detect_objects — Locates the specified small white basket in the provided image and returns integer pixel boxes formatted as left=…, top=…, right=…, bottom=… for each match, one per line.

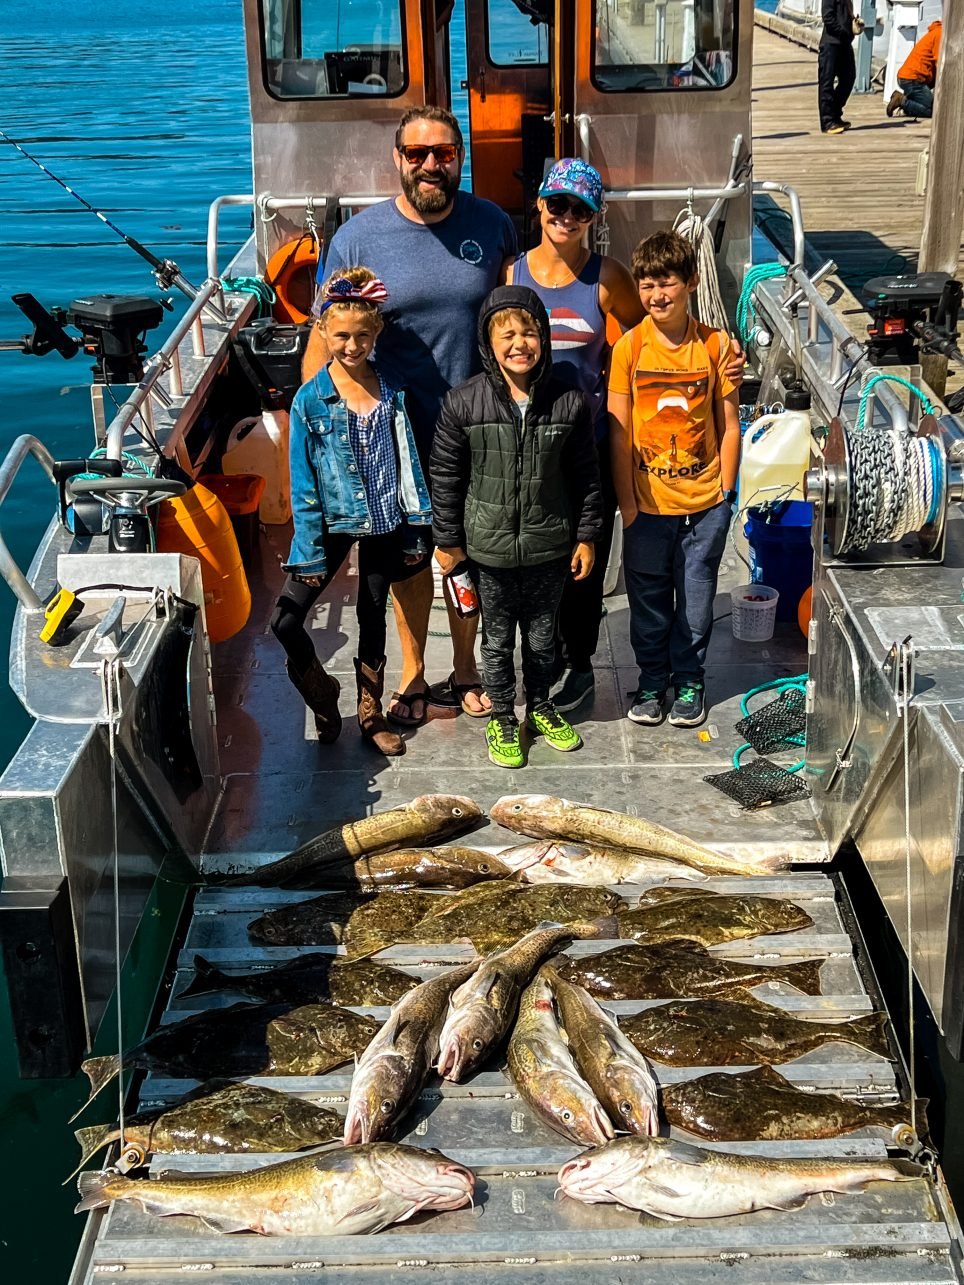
left=731, top=584, right=780, bottom=642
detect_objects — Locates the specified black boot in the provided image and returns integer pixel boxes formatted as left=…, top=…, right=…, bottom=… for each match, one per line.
left=355, top=658, right=405, bottom=757
left=286, top=657, right=341, bottom=744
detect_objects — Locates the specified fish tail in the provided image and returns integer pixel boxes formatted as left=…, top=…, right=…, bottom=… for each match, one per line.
left=775, top=959, right=824, bottom=995
left=876, top=1098, right=930, bottom=1138
left=179, top=955, right=230, bottom=999
left=66, top=1125, right=120, bottom=1182
left=69, top=1055, right=122, bottom=1123
left=75, top=1170, right=129, bottom=1213
left=846, top=1011, right=891, bottom=1058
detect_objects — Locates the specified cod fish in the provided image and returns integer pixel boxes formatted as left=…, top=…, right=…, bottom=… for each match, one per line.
left=507, top=970, right=614, bottom=1146
left=325, top=847, right=511, bottom=891
left=412, top=883, right=624, bottom=953
left=233, top=795, right=483, bottom=888
left=181, top=953, right=420, bottom=1007
left=76, top=1142, right=475, bottom=1235
left=547, top=968, right=659, bottom=1137
left=557, top=1135, right=919, bottom=1221
left=344, top=962, right=479, bottom=1145
left=620, top=990, right=891, bottom=1066
left=490, top=794, right=782, bottom=877
left=73, top=1003, right=380, bottom=1118
left=662, top=1065, right=928, bottom=1142
left=558, top=939, right=823, bottom=1000
left=72, top=1081, right=343, bottom=1173
left=500, top=841, right=708, bottom=886
left=437, top=921, right=612, bottom=1082
left=617, top=887, right=812, bottom=947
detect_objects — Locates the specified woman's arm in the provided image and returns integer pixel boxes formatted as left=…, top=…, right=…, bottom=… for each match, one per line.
left=599, top=257, right=644, bottom=331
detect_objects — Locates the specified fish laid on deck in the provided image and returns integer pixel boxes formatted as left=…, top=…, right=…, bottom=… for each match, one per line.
left=507, top=970, right=614, bottom=1146
left=558, top=939, right=823, bottom=1000
left=181, top=954, right=420, bottom=1007
left=620, top=990, right=890, bottom=1066
left=73, top=1003, right=379, bottom=1117
left=499, top=841, right=709, bottom=886
left=232, top=795, right=483, bottom=888
left=616, top=887, right=812, bottom=947
left=344, top=961, right=479, bottom=1145
left=411, top=883, right=624, bottom=952
left=547, top=967, right=659, bottom=1137
left=75, top=1142, right=475, bottom=1235
left=247, top=893, right=363, bottom=948
left=661, top=1066, right=927, bottom=1142
left=341, top=891, right=446, bottom=958
left=326, top=847, right=511, bottom=890
left=436, top=921, right=607, bottom=1082
left=557, top=1136, right=920, bottom=1220
left=72, top=1081, right=343, bottom=1174
left=490, top=795, right=784, bottom=877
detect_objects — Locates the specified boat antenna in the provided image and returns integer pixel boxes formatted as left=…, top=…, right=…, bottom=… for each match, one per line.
left=0, top=129, right=199, bottom=301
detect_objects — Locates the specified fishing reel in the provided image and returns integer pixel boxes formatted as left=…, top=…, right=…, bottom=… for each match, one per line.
left=1, top=291, right=167, bottom=383
left=862, top=272, right=963, bottom=369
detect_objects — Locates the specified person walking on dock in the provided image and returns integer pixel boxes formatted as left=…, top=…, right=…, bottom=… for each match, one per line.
left=818, top=0, right=863, bottom=135
left=886, top=19, right=941, bottom=119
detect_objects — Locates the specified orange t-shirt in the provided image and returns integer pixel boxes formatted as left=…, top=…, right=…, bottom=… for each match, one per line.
left=609, top=315, right=735, bottom=516
left=898, top=21, right=941, bottom=85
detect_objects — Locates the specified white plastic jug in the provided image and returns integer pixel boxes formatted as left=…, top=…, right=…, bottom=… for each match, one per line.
left=737, top=400, right=812, bottom=512
left=222, top=409, right=291, bottom=524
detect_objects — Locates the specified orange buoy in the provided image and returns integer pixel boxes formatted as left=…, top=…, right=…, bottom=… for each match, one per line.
left=265, top=235, right=320, bottom=324
left=155, top=481, right=251, bottom=643
left=797, top=585, right=813, bottom=637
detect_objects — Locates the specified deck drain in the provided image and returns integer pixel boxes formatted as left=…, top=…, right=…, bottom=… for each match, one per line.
left=511, top=1188, right=526, bottom=1214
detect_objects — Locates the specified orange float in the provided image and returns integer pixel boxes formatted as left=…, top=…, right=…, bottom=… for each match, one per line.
left=797, top=585, right=813, bottom=637
left=265, top=234, right=320, bottom=324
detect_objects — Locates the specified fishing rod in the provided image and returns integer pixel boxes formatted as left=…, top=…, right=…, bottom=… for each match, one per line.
left=0, top=129, right=199, bottom=300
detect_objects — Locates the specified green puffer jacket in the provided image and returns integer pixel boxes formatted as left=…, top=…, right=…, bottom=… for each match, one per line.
left=430, top=284, right=603, bottom=569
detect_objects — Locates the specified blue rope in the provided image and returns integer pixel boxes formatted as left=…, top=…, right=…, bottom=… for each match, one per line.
left=854, top=372, right=937, bottom=432
left=736, top=263, right=787, bottom=346
left=221, top=276, right=276, bottom=318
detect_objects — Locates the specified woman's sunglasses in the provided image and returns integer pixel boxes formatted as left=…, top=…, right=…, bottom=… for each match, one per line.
left=543, top=194, right=596, bottom=223
left=397, top=143, right=460, bottom=165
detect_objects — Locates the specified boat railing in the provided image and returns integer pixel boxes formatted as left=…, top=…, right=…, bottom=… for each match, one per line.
left=0, top=434, right=58, bottom=611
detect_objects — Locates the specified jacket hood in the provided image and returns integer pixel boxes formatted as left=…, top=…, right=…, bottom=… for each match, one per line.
left=477, top=284, right=553, bottom=400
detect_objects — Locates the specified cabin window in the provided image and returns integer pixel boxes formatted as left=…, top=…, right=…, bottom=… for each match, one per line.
left=261, top=0, right=407, bottom=99
left=487, top=0, right=549, bottom=66
left=592, top=0, right=736, bottom=92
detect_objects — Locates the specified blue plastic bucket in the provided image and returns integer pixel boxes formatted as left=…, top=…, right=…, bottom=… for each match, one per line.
left=744, top=501, right=813, bottom=623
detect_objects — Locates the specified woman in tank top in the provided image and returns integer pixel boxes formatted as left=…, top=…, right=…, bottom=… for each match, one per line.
left=506, top=158, right=643, bottom=714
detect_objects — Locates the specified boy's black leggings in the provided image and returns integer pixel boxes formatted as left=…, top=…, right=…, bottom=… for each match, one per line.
left=271, top=529, right=426, bottom=677
left=476, top=558, right=570, bottom=716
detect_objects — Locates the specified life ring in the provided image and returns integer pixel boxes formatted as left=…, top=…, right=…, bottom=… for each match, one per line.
left=265, top=235, right=320, bottom=325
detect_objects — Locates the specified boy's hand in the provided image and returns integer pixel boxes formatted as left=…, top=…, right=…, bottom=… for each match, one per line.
left=435, top=547, right=466, bottom=575
left=293, top=573, right=323, bottom=588
left=571, top=542, right=595, bottom=581
left=620, top=504, right=638, bottom=529
left=725, top=339, right=746, bottom=387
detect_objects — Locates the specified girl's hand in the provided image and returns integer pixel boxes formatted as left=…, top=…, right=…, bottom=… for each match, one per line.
left=435, top=546, right=466, bottom=575
left=620, top=504, right=638, bottom=529
left=571, top=542, right=595, bottom=581
left=294, top=573, right=322, bottom=588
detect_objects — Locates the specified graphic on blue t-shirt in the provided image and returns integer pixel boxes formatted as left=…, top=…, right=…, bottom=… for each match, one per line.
left=549, top=307, right=595, bottom=351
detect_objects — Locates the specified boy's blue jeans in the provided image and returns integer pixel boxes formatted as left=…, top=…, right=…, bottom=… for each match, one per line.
left=622, top=500, right=732, bottom=692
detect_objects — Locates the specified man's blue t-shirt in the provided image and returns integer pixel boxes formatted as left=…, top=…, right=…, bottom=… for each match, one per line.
left=319, top=192, right=517, bottom=447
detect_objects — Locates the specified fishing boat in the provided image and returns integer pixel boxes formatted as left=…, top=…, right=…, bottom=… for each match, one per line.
left=2, top=0, right=964, bottom=1279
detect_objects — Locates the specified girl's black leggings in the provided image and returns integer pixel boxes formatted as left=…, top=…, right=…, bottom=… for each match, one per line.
left=271, top=529, right=427, bottom=676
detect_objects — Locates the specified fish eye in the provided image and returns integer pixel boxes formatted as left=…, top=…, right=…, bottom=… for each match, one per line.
left=452, top=807, right=464, bottom=817
left=380, top=1099, right=396, bottom=1114
left=472, top=1038, right=484, bottom=1051
left=512, top=804, right=522, bottom=812
left=619, top=1101, right=633, bottom=1116
left=479, top=863, right=491, bottom=873
left=561, top=1109, right=573, bottom=1122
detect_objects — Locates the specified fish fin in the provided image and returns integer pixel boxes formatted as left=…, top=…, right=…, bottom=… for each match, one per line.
left=776, top=958, right=824, bottom=996
left=69, top=1056, right=122, bottom=1123
left=335, top=1197, right=383, bottom=1225
left=890, top=1158, right=926, bottom=1178
left=847, top=1011, right=891, bottom=1058
left=771, top=1196, right=809, bottom=1211
left=748, top=1065, right=789, bottom=1086
left=75, top=1171, right=126, bottom=1213
left=66, top=1126, right=121, bottom=1183
left=658, top=1138, right=710, bottom=1166
left=179, top=955, right=230, bottom=999
left=197, top=1212, right=255, bottom=1234
left=646, top=1179, right=687, bottom=1200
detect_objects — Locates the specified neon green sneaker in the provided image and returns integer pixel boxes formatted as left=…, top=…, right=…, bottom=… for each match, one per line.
left=486, top=714, right=525, bottom=768
left=526, top=700, right=583, bottom=752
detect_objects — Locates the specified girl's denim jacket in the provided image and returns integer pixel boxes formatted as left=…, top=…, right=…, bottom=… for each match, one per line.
left=284, top=364, right=432, bottom=578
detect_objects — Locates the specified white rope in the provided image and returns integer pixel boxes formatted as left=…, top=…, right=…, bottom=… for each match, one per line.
left=100, top=658, right=126, bottom=1165
left=842, top=426, right=940, bottom=552
left=900, top=643, right=918, bottom=1140
left=674, top=209, right=729, bottom=332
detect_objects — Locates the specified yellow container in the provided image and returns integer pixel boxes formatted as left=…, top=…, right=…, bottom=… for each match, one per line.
left=155, top=481, right=251, bottom=643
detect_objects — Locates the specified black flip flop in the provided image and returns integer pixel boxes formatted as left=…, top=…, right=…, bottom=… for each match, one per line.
left=427, top=671, right=491, bottom=717
left=387, top=687, right=428, bottom=727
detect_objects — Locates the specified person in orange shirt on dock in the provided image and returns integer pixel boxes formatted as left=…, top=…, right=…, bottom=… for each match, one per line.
left=887, top=19, right=942, bottom=119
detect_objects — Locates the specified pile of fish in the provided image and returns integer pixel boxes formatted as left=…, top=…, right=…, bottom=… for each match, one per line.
left=72, top=791, right=929, bottom=1240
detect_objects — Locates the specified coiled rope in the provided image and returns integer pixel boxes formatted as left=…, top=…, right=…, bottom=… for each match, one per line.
left=674, top=210, right=729, bottom=332
left=736, top=263, right=788, bottom=346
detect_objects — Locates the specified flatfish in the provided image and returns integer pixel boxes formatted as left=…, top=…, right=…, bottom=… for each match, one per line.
left=616, top=888, right=812, bottom=947
left=180, top=953, right=420, bottom=1007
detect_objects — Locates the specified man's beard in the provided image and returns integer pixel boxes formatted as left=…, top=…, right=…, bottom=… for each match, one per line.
left=400, top=165, right=460, bottom=214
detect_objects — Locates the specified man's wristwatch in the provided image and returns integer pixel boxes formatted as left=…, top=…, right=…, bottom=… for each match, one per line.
left=723, top=488, right=738, bottom=505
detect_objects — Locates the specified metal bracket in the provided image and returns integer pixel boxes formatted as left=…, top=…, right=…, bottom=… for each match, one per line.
left=883, top=635, right=917, bottom=710
left=93, top=595, right=128, bottom=657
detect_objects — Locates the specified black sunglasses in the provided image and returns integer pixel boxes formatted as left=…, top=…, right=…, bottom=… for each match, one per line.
left=398, top=142, right=460, bottom=165
left=543, top=194, right=595, bottom=223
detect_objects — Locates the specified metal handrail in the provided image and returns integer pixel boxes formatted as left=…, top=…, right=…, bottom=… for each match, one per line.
left=103, top=277, right=231, bottom=463
left=752, top=180, right=806, bottom=271
left=0, top=435, right=57, bottom=611
left=605, top=182, right=747, bottom=204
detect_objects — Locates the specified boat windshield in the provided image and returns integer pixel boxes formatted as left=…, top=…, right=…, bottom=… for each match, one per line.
left=261, top=0, right=407, bottom=99
left=593, top=0, right=737, bottom=92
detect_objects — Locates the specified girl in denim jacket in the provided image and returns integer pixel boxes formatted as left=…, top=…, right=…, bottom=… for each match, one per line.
left=271, top=268, right=432, bottom=756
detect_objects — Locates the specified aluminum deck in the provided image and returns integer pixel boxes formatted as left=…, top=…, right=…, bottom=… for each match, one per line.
left=72, top=527, right=964, bottom=1284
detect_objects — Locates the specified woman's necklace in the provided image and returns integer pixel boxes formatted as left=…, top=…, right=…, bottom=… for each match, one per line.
left=528, top=246, right=589, bottom=288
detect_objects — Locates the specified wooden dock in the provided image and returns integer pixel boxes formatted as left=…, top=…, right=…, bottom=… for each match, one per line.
left=751, top=22, right=939, bottom=326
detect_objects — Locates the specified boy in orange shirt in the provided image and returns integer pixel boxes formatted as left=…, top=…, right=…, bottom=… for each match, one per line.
left=609, top=231, right=740, bottom=728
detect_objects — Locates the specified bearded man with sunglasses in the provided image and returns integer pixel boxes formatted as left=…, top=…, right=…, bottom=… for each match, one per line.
left=303, top=105, right=517, bottom=725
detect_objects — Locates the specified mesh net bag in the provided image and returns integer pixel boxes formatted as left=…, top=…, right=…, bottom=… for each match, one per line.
left=735, top=687, right=807, bottom=755
left=704, top=757, right=812, bottom=810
